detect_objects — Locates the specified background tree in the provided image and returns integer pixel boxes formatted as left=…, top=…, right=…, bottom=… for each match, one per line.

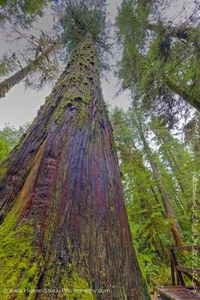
left=0, top=124, right=28, bottom=181
left=0, top=54, right=18, bottom=79
left=111, top=105, right=199, bottom=287
left=116, top=0, right=200, bottom=119
left=150, top=117, right=194, bottom=211
left=0, top=0, right=48, bottom=27
left=0, top=33, right=60, bottom=98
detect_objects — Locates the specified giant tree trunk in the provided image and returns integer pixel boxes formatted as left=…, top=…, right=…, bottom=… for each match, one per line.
left=0, top=34, right=149, bottom=299
left=0, top=41, right=58, bottom=99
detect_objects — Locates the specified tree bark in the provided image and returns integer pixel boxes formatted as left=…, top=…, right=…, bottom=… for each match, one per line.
left=0, top=41, right=58, bottom=99
left=0, top=34, right=150, bottom=299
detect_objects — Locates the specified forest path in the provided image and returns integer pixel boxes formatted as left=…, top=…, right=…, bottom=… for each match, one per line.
left=156, top=286, right=200, bottom=299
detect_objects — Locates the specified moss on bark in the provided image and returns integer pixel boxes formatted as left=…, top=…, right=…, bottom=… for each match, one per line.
left=0, top=213, right=40, bottom=299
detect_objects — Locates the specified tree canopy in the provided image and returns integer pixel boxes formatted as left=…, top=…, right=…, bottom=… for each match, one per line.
left=116, top=0, right=200, bottom=124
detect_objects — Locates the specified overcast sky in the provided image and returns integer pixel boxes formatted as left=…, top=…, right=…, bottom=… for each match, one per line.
left=0, top=0, right=133, bottom=129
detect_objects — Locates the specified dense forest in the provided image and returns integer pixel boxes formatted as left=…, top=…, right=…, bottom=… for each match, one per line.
left=0, top=0, right=200, bottom=299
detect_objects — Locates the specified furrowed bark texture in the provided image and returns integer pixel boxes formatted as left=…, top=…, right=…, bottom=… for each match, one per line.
left=0, top=35, right=150, bottom=299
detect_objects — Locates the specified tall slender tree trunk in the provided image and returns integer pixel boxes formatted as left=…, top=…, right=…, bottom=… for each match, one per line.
left=117, top=137, right=169, bottom=260
left=0, top=41, right=58, bottom=99
left=151, top=124, right=187, bottom=195
left=132, top=112, right=183, bottom=248
left=151, top=124, right=192, bottom=219
left=0, top=34, right=150, bottom=299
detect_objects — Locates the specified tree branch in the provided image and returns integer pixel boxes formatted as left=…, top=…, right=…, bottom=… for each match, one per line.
left=147, top=22, right=200, bottom=45
left=162, top=74, right=200, bottom=111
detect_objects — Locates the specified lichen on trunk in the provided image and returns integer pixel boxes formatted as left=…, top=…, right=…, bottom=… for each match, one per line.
left=0, top=34, right=150, bottom=299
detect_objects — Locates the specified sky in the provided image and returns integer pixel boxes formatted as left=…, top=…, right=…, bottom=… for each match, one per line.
left=0, top=0, right=132, bottom=129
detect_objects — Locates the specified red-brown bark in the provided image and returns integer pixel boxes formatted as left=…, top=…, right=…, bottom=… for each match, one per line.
left=0, top=34, right=150, bottom=299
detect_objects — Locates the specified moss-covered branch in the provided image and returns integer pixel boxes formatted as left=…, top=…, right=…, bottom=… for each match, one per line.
left=147, top=22, right=200, bottom=44
left=162, top=74, right=200, bottom=111
left=0, top=41, right=58, bottom=99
